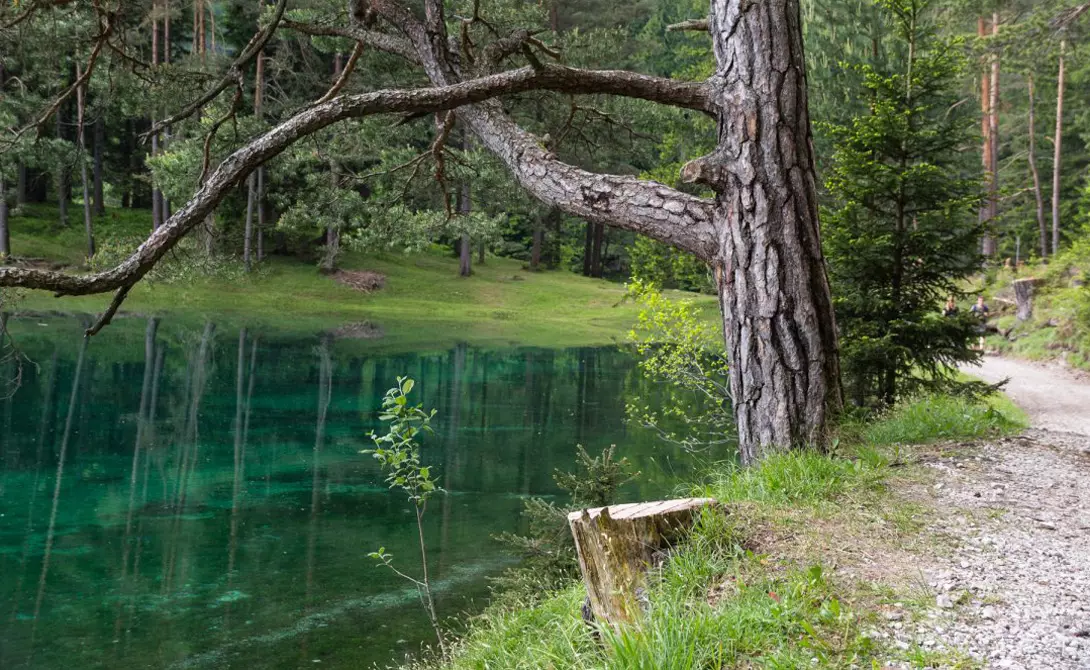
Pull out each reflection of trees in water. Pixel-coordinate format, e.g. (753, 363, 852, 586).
(7, 351, 56, 624)
(163, 321, 216, 595)
(300, 334, 333, 659)
(30, 328, 88, 649)
(114, 318, 159, 647)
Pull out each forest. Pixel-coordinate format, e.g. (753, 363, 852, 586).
(2, 0, 1090, 668)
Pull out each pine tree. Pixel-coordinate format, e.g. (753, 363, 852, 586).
(823, 0, 986, 407)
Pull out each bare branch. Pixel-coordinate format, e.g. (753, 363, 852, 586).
(85, 284, 133, 337)
(666, 18, 710, 32)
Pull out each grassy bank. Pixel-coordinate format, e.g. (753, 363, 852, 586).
(3, 204, 718, 349)
(974, 253, 1090, 371)
(406, 394, 1025, 670)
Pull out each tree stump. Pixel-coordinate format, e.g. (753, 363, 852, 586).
(568, 497, 717, 627)
(1013, 277, 1038, 322)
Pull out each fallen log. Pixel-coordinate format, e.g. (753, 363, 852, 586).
(568, 497, 717, 627)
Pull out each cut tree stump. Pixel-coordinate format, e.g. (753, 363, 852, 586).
(1013, 277, 1039, 322)
(568, 497, 718, 627)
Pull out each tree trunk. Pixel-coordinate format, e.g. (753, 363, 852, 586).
(986, 13, 1000, 256)
(590, 222, 604, 277)
(244, 173, 255, 272)
(0, 176, 9, 259)
(1027, 75, 1047, 260)
(16, 163, 27, 206)
(151, 2, 164, 231)
(685, 0, 843, 461)
(76, 64, 95, 259)
(530, 218, 543, 270)
(93, 117, 105, 215)
(254, 31, 266, 262)
(56, 104, 69, 227)
(1052, 38, 1066, 257)
(978, 17, 994, 257)
(477, 241, 485, 265)
(582, 221, 593, 276)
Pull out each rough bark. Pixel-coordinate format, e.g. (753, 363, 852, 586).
(1052, 39, 1066, 257)
(1027, 75, 1047, 260)
(692, 0, 843, 460)
(569, 498, 718, 627)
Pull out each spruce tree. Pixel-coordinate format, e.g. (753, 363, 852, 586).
(823, 0, 986, 407)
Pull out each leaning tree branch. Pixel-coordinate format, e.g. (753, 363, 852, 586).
(282, 19, 420, 62)
(145, 0, 287, 137)
(0, 64, 716, 300)
(373, 0, 719, 260)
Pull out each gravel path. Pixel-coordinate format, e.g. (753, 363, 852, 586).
(892, 357, 1090, 668)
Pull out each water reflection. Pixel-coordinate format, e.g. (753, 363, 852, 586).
(0, 315, 718, 669)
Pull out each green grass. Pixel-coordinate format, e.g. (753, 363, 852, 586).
(402, 392, 1025, 670)
(972, 259, 1090, 371)
(3, 204, 719, 349)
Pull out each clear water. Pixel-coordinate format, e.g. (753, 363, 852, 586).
(0, 316, 718, 669)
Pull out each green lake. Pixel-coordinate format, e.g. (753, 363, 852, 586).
(0, 315, 720, 669)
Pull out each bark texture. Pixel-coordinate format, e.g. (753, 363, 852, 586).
(692, 0, 843, 461)
(568, 498, 717, 627)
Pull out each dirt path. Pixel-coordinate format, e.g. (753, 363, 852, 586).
(890, 357, 1090, 668)
(970, 355, 1090, 435)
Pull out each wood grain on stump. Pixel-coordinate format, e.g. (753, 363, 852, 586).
(568, 497, 717, 627)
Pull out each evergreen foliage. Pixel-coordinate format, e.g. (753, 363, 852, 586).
(822, 0, 988, 407)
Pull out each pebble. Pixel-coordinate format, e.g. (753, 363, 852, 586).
(884, 430, 1090, 669)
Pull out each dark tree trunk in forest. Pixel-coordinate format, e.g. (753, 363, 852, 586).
(76, 64, 95, 258)
(16, 164, 27, 206)
(1052, 38, 1066, 257)
(582, 221, 593, 276)
(590, 222, 604, 277)
(93, 117, 105, 215)
(1027, 75, 1047, 260)
(56, 106, 69, 227)
(682, 0, 842, 461)
(0, 176, 9, 259)
(530, 218, 544, 270)
(477, 241, 484, 265)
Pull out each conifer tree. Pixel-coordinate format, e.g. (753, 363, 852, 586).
(823, 0, 986, 407)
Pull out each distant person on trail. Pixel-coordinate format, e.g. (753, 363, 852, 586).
(943, 297, 959, 317)
(970, 296, 990, 319)
(970, 296, 990, 350)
